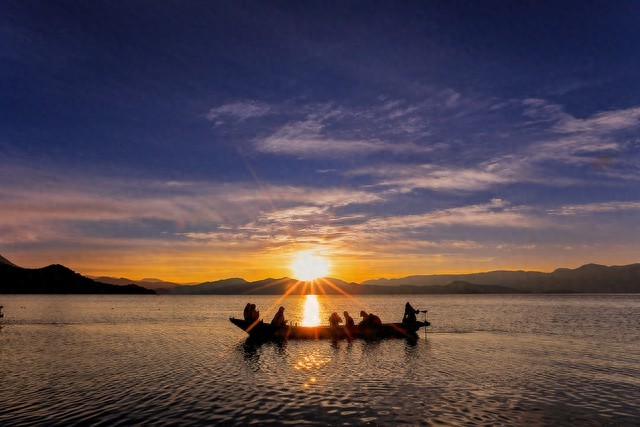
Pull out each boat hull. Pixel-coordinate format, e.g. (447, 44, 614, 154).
(230, 317, 429, 340)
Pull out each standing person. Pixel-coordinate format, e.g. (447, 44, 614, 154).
(328, 312, 342, 328)
(271, 306, 287, 327)
(343, 311, 355, 328)
(402, 302, 419, 324)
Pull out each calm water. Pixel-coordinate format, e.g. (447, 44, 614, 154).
(1, 294, 639, 426)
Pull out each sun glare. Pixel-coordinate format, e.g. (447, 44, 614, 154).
(290, 251, 330, 281)
(301, 294, 321, 326)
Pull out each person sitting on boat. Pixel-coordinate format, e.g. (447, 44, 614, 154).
(369, 313, 382, 327)
(358, 310, 370, 327)
(328, 312, 343, 328)
(243, 303, 252, 322)
(343, 311, 355, 328)
(402, 302, 419, 324)
(271, 306, 287, 327)
(250, 304, 260, 322)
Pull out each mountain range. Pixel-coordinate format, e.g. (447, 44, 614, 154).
(362, 263, 640, 293)
(2, 254, 639, 294)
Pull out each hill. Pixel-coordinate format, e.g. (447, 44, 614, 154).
(168, 277, 526, 295)
(0, 255, 18, 267)
(0, 259, 155, 294)
(2, 253, 638, 295)
(363, 263, 640, 293)
(90, 276, 184, 292)
(172, 277, 359, 295)
(171, 278, 248, 294)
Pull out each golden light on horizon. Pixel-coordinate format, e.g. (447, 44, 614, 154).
(290, 251, 330, 281)
(301, 294, 321, 326)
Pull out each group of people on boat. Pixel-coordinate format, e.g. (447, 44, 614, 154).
(241, 301, 423, 329)
(242, 303, 260, 323)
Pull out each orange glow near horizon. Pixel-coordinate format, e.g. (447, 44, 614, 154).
(8, 249, 633, 285)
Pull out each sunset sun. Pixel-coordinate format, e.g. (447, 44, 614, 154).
(290, 251, 330, 281)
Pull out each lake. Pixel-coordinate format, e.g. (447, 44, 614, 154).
(1, 294, 639, 425)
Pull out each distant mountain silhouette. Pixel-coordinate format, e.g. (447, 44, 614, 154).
(0, 257, 155, 294)
(2, 253, 638, 295)
(90, 276, 183, 293)
(112, 263, 640, 295)
(420, 280, 527, 294)
(165, 276, 527, 295)
(362, 263, 640, 293)
(171, 277, 357, 295)
(171, 278, 248, 294)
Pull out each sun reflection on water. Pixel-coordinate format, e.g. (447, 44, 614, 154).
(301, 294, 321, 326)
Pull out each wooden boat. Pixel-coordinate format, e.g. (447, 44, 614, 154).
(230, 317, 430, 340)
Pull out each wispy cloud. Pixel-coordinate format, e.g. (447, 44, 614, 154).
(0, 165, 382, 245)
(548, 200, 640, 216)
(554, 107, 640, 134)
(255, 117, 426, 157)
(207, 100, 272, 123)
(522, 98, 640, 136)
(181, 199, 545, 253)
(350, 164, 516, 192)
(360, 199, 543, 230)
(205, 94, 475, 158)
(521, 99, 637, 164)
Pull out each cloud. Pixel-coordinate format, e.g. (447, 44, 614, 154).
(522, 98, 570, 124)
(182, 198, 544, 252)
(350, 164, 515, 192)
(207, 96, 451, 158)
(207, 100, 272, 122)
(548, 200, 640, 216)
(255, 117, 427, 158)
(360, 199, 543, 230)
(0, 165, 383, 245)
(554, 107, 640, 134)
(522, 98, 640, 135)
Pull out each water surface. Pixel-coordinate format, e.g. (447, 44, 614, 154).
(1, 294, 639, 425)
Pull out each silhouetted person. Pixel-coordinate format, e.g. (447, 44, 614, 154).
(271, 306, 287, 327)
(243, 303, 252, 321)
(359, 310, 370, 327)
(402, 302, 419, 324)
(328, 312, 342, 328)
(250, 304, 260, 322)
(343, 311, 354, 328)
(369, 313, 382, 327)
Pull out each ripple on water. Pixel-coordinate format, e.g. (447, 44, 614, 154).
(2, 295, 640, 425)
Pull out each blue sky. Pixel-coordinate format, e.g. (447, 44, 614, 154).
(2, 1, 640, 281)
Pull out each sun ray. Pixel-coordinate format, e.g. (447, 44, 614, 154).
(247, 277, 293, 294)
(318, 277, 364, 305)
(268, 280, 302, 309)
(315, 280, 328, 297)
(245, 280, 303, 332)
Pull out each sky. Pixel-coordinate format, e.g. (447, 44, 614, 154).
(1, 0, 640, 282)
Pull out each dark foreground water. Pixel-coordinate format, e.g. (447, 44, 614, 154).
(1, 294, 639, 426)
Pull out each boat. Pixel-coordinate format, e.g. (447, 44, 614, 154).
(229, 317, 430, 340)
